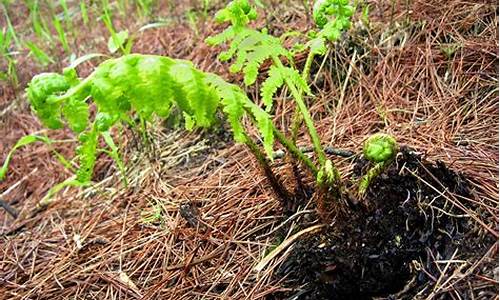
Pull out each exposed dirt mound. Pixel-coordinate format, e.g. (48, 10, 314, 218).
(273, 147, 483, 299)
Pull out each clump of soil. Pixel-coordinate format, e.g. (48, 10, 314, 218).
(273, 147, 471, 299)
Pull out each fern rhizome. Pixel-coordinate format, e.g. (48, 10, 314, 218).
(3, 0, 397, 221)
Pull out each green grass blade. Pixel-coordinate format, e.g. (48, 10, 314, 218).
(38, 176, 88, 207)
(52, 16, 70, 52)
(80, 0, 89, 25)
(25, 41, 54, 66)
(102, 131, 128, 186)
(60, 0, 71, 27)
(69, 53, 108, 69)
(1, 3, 21, 48)
(0, 135, 52, 181)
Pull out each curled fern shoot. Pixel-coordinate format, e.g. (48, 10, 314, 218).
(363, 133, 398, 163)
(358, 133, 399, 196)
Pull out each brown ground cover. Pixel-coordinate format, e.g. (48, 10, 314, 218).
(0, 0, 498, 299)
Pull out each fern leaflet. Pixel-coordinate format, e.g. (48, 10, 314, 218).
(260, 66, 284, 112)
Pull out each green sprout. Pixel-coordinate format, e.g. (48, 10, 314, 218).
(358, 133, 399, 196)
(80, 0, 89, 25)
(363, 133, 398, 163)
(0, 26, 18, 85)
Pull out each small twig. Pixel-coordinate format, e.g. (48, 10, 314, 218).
(0, 198, 18, 219)
(324, 146, 356, 157)
(254, 224, 325, 272)
(256, 209, 315, 239)
(272, 146, 355, 159)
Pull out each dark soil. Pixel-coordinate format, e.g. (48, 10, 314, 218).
(271, 147, 476, 300)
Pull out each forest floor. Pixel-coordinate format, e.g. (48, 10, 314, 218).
(0, 0, 498, 299)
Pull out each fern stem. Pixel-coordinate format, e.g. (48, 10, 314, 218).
(290, 109, 302, 144)
(302, 51, 316, 82)
(243, 133, 291, 201)
(243, 106, 318, 176)
(358, 161, 388, 196)
(291, 50, 316, 143)
(272, 127, 318, 176)
(271, 56, 327, 168)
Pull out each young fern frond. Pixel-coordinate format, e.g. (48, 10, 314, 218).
(206, 0, 338, 185)
(206, 0, 292, 112)
(260, 65, 311, 113)
(281, 67, 311, 96)
(303, 0, 355, 77)
(205, 73, 275, 158)
(205, 27, 236, 47)
(358, 133, 399, 196)
(246, 102, 274, 158)
(61, 95, 89, 133)
(242, 42, 283, 86)
(26, 73, 73, 129)
(210, 27, 291, 89)
(204, 74, 246, 143)
(20, 54, 289, 184)
(212, 0, 257, 27)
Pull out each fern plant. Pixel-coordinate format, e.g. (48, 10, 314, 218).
(358, 133, 399, 196)
(2, 0, 397, 220)
(2, 54, 316, 203)
(206, 0, 354, 190)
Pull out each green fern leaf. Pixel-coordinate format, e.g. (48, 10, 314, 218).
(205, 74, 246, 142)
(260, 66, 284, 111)
(76, 128, 99, 183)
(246, 102, 274, 159)
(218, 30, 251, 61)
(26, 73, 71, 129)
(95, 112, 119, 132)
(169, 62, 219, 127)
(282, 67, 312, 95)
(242, 44, 272, 86)
(62, 95, 89, 133)
(134, 56, 168, 118)
(90, 64, 124, 116)
(229, 48, 248, 73)
(183, 112, 195, 130)
(23, 53, 282, 184)
(308, 36, 327, 55)
(205, 27, 235, 46)
(189, 71, 220, 127)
